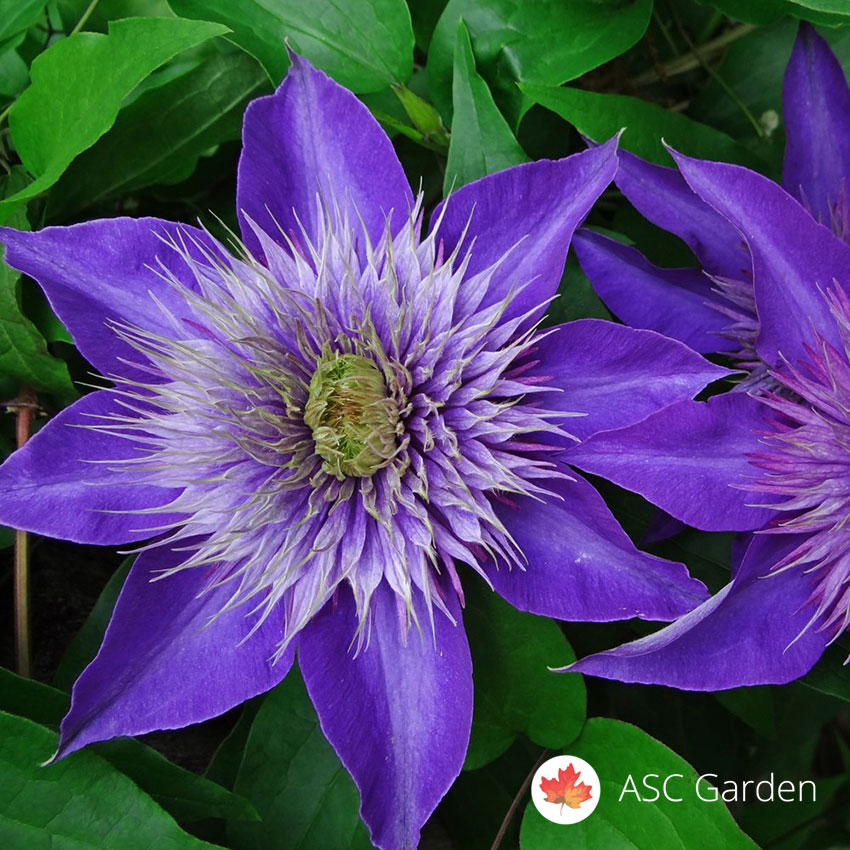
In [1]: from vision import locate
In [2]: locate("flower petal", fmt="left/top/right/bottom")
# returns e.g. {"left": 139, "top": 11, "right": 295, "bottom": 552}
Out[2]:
{"left": 566, "top": 393, "right": 776, "bottom": 532}
{"left": 56, "top": 542, "right": 291, "bottom": 759}
{"left": 615, "top": 151, "right": 748, "bottom": 278}
{"left": 567, "top": 534, "right": 828, "bottom": 689}
{"left": 671, "top": 150, "right": 850, "bottom": 367}
{"left": 431, "top": 137, "right": 618, "bottom": 324}
{"left": 0, "top": 217, "right": 218, "bottom": 381}
{"left": 0, "top": 389, "right": 182, "bottom": 544}
{"left": 237, "top": 53, "right": 412, "bottom": 256}
{"left": 783, "top": 23, "right": 850, "bottom": 223}
{"left": 534, "top": 318, "right": 732, "bottom": 442}
{"left": 489, "top": 473, "right": 709, "bottom": 622}
{"left": 299, "top": 583, "right": 472, "bottom": 850}
{"left": 573, "top": 230, "right": 736, "bottom": 355}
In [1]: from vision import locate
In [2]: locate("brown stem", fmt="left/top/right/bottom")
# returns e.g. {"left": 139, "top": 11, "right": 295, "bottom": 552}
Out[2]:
{"left": 632, "top": 23, "right": 757, "bottom": 87}
{"left": 13, "top": 385, "right": 37, "bottom": 677}
{"left": 490, "top": 748, "right": 550, "bottom": 850}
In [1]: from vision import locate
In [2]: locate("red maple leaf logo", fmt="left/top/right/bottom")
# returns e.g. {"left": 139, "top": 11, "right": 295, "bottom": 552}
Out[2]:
{"left": 539, "top": 762, "right": 593, "bottom": 814}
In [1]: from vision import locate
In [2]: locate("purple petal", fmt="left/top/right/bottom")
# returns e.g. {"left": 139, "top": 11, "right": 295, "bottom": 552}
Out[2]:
{"left": 489, "top": 473, "right": 708, "bottom": 622}
{"left": 783, "top": 23, "right": 850, "bottom": 223}
{"left": 431, "top": 137, "right": 618, "bottom": 324}
{"left": 56, "top": 542, "right": 291, "bottom": 759}
{"left": 0, "top": 217, "right": 219, "bottom": 381}
{"left": 534, "top": 318, "right": 731, "bottom": 441}
{"left": 237, "top": 53, "right": 412, "bottom": 256}
{"left": 0, "top": 389, "right": 182, "bottom": 545}
{"left": 299, "top": 584, "right": 472, "bottom": 850}
{"left": 672, "top": 150, "right": 850, "bottom": 367}
{"left": 568, "top": 534, "right": 828, "bottom": 689}
{"left": 566, "top": 393, "right": 777, "bottom": 532}
{"left": 573, "top": 230, "right": 736, "bottom": 355}
{"left": 616, "top": 151, "right": 749, "bottom": 278}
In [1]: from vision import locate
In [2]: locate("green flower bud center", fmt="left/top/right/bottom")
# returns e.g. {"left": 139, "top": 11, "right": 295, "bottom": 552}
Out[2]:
{"left": 304, "top": 353, "right": 399, "bottom": 479}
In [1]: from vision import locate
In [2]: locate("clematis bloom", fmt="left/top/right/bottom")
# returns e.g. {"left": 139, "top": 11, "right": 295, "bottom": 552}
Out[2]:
{"left": 566, "top": 150, "right": 850, "bottom": 691}
{"left": 0, "top": 56, "right": 724, "bottom": 848}
{"left": 560, "top": 22, "right": 850, "bottom": 692}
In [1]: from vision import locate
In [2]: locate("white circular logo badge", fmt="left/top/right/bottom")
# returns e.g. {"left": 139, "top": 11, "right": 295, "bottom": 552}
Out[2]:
{"left": 531, "top": 754, "right": 600, "bottom": 825}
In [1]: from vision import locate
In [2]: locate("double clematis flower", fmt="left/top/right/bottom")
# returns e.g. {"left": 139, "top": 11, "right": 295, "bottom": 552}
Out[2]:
{"left": 568, "top": 24, "right": 850, "bottom": 691}
{"left": 0, "top": 56, "right": 728, "bottom": 849}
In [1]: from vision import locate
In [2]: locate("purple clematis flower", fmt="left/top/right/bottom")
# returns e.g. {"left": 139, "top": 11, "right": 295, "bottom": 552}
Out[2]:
{"left": 0, "top": 56, "right": 724, "bottom": 848}
{"left": 563, "top": 137, "right": 850, "bottom": 690}
{"left": 573, "top": 22, "right": 850, "bottom": 391}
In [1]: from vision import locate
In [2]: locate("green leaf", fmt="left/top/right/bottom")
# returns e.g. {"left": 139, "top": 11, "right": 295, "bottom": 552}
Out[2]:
{"left": 229, "top": 669, "right": 373, "bottom": 850}
{"left": 0, "top": 667, "right": 67, "bottom": 727}
{"left": 0, "top": 45, "right": 29, "bottom": 99}
{"left": 0, "top": 16, "right": 229, "bottom": 221}
{"left": 98, "top": 740, "right": 260, "bottom": 824}
{"left": 800, "top": 641, "right": 850, "bottom": 703}
{"left": 713, "top": 687, "right": 776, "bottom": 738}
{"left": 736, "top": 776, "right": 847, "bottom": 850}
{"left": 701, "top": 0, "right": 850, "bottom": 25}
{"left": 0, "top": 669, "right": 259, "bottom": 824}
{"left": 444, "top": 19, "right": 527, "bottom": 194}
{"left": 169, "top": 0, "right": 414, "bottom": 92}
{"left": 695, "top": 0, "right": 793, "bottom": 24}
{"left": 205, "top": 699, "right": 264, "bottom": 790}
{"left": 787, "top": 0, "right": 850, "bottom": 20}
{"left": 463, "top": 579, "right": 585, "bottom": 770}
{"left": 0, "top": 710, "right": 227, "bottom": 849}
{"left": 521, "top": 83, "right": 764, "bottom": 169}
{"left": 49, "top": 49, "right": 268, "bottom": 217}
{"left": 547, "top": 253, "right": 613, "bottom": 325}
{"left": 0, "top": 243, "right": 75, "bottom": 397}
{"left": 0, "top": 1, "right": 45, "bottom": 43}
{"left": 519, "top": 718, "right": 758, "bottom": 850}
{"left": 410, "top": 0, "right": 447, "bottom": 52}
{"left": 428, "top": 0, "right": 653, "bottom": 124}
{"left": 0, "top": 168, "right": 74, "bottom": 398}
{"left": 54, "top": 558, "right": 132, "bottom": 691}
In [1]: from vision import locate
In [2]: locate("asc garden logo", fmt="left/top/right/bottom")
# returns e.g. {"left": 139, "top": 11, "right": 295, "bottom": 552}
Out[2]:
{"left": 531, "top": 755, "right": 601, "bottom": 824}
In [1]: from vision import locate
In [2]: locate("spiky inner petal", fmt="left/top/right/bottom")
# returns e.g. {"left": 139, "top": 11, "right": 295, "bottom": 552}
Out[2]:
{"left": 86, "top": 196, "right": 573, "bottom": 655}
{"left": 747, "top": 287, "right": 850, "bottom": 644}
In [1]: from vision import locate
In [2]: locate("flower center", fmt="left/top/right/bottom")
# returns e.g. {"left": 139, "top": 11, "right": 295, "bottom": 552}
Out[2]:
{"left": 304, "top": 352, "right": 399, "bottom": 479}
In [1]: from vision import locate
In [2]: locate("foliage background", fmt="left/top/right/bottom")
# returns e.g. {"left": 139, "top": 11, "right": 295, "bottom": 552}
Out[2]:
{"left": 2, "top": 0, "right": 850, "bottom": 848}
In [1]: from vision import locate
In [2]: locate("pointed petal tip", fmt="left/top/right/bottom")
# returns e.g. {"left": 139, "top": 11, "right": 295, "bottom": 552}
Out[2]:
{"left": 282, "top": 45, "right": 317, "bottom": 78}
{"left": 663, "top": 143, "right": 703, "bottom": 173}
{"left": 284, "top": 40, "right": 298, "bottom": 64}
{"left": 238, "top": 42, "right": 411, "bottom": 254}
{"left": 40, "top": 750, "right": 59, "bottom": 768}
{"left": 792, "top": 18, "right": 823, "bottom": 53}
